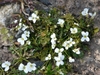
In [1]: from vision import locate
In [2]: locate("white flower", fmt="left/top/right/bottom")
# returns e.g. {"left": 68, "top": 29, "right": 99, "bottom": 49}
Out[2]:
{"left": 48, "top": 13, "right": 51, "bottom": 16}
{"left": 62, "top": 41, "right": 69, "bottom": 50}
{"left": 51, "top": 44, "right": 56, "bottom": 49}
{"left": 28, "top": 13, "right": 39, "bottom": 23}
{"left": 23, "top": 31, "right": 30, "bottom": 37}
{"left": 72, "top": 48, "right": 80, "bottom": 54}
{"left": 16, "top": 23, "right": 22, "bottom": 30}
{"left": 50, "top": 33, "right": 57, "bottom": 40}
{"left": 59, "top": 70, "right": 64, "bottom": 75}
{"left": 50, "top": 33, "right": 57, "bottom": 49}
{"left": 15, "top": 18, "right": 22, "bottom": 30}
{"left": 54, "top": 25, "right": 57, "bottom": 28}
{"left": 81, "top": 31, "right": 90, "bottom": 42}
{"left": 26, "top": 62, "right": 37, "bottom": 72}
{"left": 45, "top": 54, "right": 51, "bottom": 60}
{"left": 2, "top": 61, "right": 11, "bottom": 71}
{"left": 19, "top": 18, "right": 22, "bottom": 22}
{"left": 17, "top": 34, "right": 28, "bottom": 45}
{"left": 50, "top": 33, "right": 56, "bottom": 38}
{"left": 18, "top": 63, "right": 25, "bottom": 71}
{"left": 14, "top": 20, "right": 18, "bottom": 23}
{"left": 68, "top": 57, "right": 75, "bottom": 63}
{"left": 62, "top": 38, "right": 75, "bottom": 50}
{"left": 54, "top": 54, "right": 64, "bottom": 67}
{"left": 51, "top": 39, "right": 56, "bottom": 44}
{"left": 18, "top": 63, "right": 28, "bottom": 73}
{"left": 22, "top": 34, "right": 28, "bottom": 40}
{"left": 55, "top": 48, "right": 64, "bottom": 54}
{"left": 19, "top": 22, "right": 22, "bottom": 26}
{"left": 34, "top": 10, "right": 38, "bottom": 15}
{"left": 70, "top": 28, "right": 78, "bottom": 34}
{"left": 62, "top": 40, "right": 73, "bottom": 50}
{"left": 81, "top": 8, "right": 89, "bottom": 16}
{"left": 51, "top": 39, "right": 56, "bottom": 45}
{"left": 69, "top": 38, "right": 75, "bottom": 46}
{"left": 22, "top": 24, "right": 28, "bottom": 31}
{"left": 89, "top": 12, "right": 96, "bottom": 19}
{"left": 57, "top": 19, "right": 65, "bottom": 27}
{"left": 26, "top": 40, "right": 31, "bottom": 45}
{"left": 74, "top": 23, "right": 79, "bottom": 26}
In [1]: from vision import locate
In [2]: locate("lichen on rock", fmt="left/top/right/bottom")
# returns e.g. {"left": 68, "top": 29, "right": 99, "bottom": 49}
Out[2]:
{"left": 0, "top": 3, "right": 20, "bottom": 46}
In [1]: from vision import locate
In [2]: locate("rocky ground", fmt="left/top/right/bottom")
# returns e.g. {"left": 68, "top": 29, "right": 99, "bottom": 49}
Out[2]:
{"left": 0, "top": 0, "right": 100, "bottom": 75}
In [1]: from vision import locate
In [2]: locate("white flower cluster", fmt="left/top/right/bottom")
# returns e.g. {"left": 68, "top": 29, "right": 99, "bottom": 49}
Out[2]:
{"left": 15, "top": 19, "right": 28, "bottom": 31}
{"left": 18, "top": 62, "right": 37, "bottom": 73}
{"left": 57, "top": 19, "right": 65, "bottom": 27}
{"left": 50, "top": 33, "right": 57, "bottom": 49}
{"left": 54, "top": 48, "right": 64, "bottom": 67}
{"left": 28, "top": 12, "right": 39, "bottom": 23}
{"left": 81, "top": 8, "right": 96, "bottom": 18}
{"left": 62, "top": 38, "right": 75, "bottom": 50}
{"left": 1, "top": 61, "right": 11, "bottom": 71}
{"left": 17, "top": 30, "right": 31, "bottom": 45}
{"left": 14, "top": 18, "right": 31, "bottom": 45}
{"left": 1, "top": 61, "right": 36, "bottom": 73}
{"left": 50, "top": 33, "right": 65, "bottom": 67}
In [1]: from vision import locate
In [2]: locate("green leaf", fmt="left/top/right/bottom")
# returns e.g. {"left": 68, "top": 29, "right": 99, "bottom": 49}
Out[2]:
{"left": 63, "top": 13, "right": 74, "bottom": 23}
{"left": 46, "top": 63, "right": 54, "bottom": 75}
{"left": 94, "top": 28, "right": 99, "bottom": 34}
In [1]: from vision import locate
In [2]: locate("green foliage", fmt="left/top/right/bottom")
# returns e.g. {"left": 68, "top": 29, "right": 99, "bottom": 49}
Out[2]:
{"left": 0, "top": 27, "right": 13, "bottom": 42}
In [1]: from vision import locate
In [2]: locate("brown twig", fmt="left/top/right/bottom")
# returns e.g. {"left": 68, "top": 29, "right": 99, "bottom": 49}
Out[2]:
{"left": 20, "top": 0, "right": 29, "bottom": 16}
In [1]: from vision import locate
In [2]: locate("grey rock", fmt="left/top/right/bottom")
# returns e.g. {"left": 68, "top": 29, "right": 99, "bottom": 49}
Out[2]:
{"left": 37, "top": 0, "right": 51, "bottom": 6}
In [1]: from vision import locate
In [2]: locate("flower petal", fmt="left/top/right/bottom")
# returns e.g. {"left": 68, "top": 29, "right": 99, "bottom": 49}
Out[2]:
{"left": 56, "top": 62, "right": 60, "bottom": 67}
{"left": 24, "top": 66, "right": 28, "bottom": 73}
{"left": 81, "top": 37, "right": 85, "bottom": 42}
{"left": 22, "top": 34, "right": 27, "bottom": 40}
{"left": 32, "top": 13, "right": 37, "bottom": 18}
{"left": 45, "top": 57, "right": 48, "bottom": 60}
{"left": 86, "top": 32, "right": 89, "bottom": 36}
{"left": 81, "top": 31, "right": 86, "bottom": 36}
{"left": 86, "top": 37, "right": 90, "bottom": 42}
{"left": 60, "top": 48, "right": 64, "bottom": 52}
{"left": 60, "top": 61, "right": 64, "bottom": 65}
{"left": 28, "top": 17, "right": 32, "bottom": 20}
{"left": 18, "top": 63, "right": 24, "bottom": 71}
{"left": 2, "top": 63, "right": 6, "bottom": 68}
{"left": 55, "top": 48, "right": 59, "bottom": 53}
{"left": 81, "top": 8, "right": 89, "bottom": 16}
{"left": 4, "top": 67, "right": 9, "bottom": 71}
{"left": 33, "top": 19, "right": 36, "bottom": 23}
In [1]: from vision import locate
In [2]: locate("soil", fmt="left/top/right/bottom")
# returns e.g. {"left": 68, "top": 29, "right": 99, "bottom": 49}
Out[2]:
{"left": 0, "top": 0, "right": 100, "bottom": 75}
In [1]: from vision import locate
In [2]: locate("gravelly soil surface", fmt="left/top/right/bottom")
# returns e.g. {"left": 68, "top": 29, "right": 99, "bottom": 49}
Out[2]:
{"left": 0, "top": 0, "right": 100, "bottom": 75}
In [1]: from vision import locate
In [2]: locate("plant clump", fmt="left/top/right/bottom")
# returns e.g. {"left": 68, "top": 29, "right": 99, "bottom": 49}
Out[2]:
{"left": 0, "top": 8, "right": 98, "bottom": 75}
